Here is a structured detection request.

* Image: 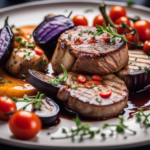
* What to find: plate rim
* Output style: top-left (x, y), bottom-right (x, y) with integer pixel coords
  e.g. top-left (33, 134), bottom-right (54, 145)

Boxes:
top-left (0, 0), bottom-right (150, 149)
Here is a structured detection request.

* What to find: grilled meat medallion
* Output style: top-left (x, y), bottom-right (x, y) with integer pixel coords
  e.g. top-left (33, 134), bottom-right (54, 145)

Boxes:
top-left (51, 26), bottom-right (129, 75)
top-left (57, 73), bottom-right (128, 119)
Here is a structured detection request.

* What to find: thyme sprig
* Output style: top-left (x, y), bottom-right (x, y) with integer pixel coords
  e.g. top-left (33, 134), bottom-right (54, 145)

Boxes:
top-left (94, 23), bottom-right (127, 43)
top-left (136, 108), bottom-right (150, 128)
top-left (11, 92), bottom-right (44, 110)
top-left (103, 115), bottom-right (136, 135)
top-left (51, 116), bottom-right (100, 141)
top-left (48, 64), bottom-right (67, 86)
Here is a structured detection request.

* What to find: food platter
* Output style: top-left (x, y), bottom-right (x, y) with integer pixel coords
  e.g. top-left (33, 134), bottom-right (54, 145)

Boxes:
top-left (0, 0), bottom-right (150, 149)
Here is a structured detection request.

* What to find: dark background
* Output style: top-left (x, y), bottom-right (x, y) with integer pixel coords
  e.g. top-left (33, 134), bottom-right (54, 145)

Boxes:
top-left (0, 0), bottom-right (150, 150)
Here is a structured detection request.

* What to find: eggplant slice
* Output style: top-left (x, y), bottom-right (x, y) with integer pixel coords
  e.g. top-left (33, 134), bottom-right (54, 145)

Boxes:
top-left (117, 50), bottom-right (150, 92)
top-left (33, 97), bottom-right (60, 127)
top-left (27, 70), bottom-right (128, 119)
top-left (27, 69), bottom-right (61, 97)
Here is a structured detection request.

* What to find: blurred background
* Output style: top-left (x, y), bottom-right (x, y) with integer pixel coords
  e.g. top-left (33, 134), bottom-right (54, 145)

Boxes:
top-left (1, 0), bottom-right (150, 9)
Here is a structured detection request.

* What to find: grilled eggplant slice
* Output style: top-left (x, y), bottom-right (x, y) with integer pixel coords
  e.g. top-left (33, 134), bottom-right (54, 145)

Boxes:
top-left (117, 50), bottom-right (150, 92)
top-left (33, 15), bottom-right (74, 52)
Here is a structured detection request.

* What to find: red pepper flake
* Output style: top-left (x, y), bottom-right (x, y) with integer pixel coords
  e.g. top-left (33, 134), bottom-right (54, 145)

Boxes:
top-left (74, 38), bottom-right (83, 45)
top-left (101, 34), bottom-right (110, 42)
top-left (87, 37), bottom-right (97, 44)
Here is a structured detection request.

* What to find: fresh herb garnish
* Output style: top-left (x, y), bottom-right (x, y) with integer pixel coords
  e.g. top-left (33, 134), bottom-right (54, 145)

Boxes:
top-left (29, 34), bottom-right (33, 39)
top-left (48, 64), bottom-right (67, 86)
top-left (138, 66), bottom-right (142, 70)
top-left (24, 52), bottom-right (32, 60)
top-left (71, 85), bottom-right (78, 89)
top-left (47, 132), bottom-right (51, 135)
top-left (27, 45), bottom-right (36, 49)
top-left (136, 107), bottom-right (150, 128)
top-left (15, 37), bottom-right (22, 42)
top-left (76, 38), bottom-right (80, 40)
top-left (90, 84), bottom-right (95, 88)
top-left (84, 9), bottom-right (93, 13)
top-left (11, 25), bottom-right (15, 28)
top-left (14, 50), bottom-right (17, 53)
top-left (0, 77), bottom-right (2, 80)
top-left (94, 23), bottom-right (127, 43)
top-left (135, 58), bottom-right (137, 61)
top-left (68, 34), bottom-right (72, 39)
top-left (41, 59), bottom-right (47, 66)
top-left (98, 86), bottom-right (102, 91)
top-left (96, 97), bottom-right (102, 103)
top-left (51, 116), bottom-right (100, 141)
top-left (0, 81), bottom-right (6, 84)
top-left (144, 67), bottom-right (149, 71)
top-left (16, 28), bottom-right (20, 31)
top-left (22, 74), bottom-right (26, 78)
top-left (103, 115), bottom-right (136, 135)
top-left (84, 38), bottom-right (87, 41)
top-left (7, 80), bottom-right (12, 83)
top-left (11, 92), bottom-right (44, 110)
top-left (127, 0), bottom-right (134, 6)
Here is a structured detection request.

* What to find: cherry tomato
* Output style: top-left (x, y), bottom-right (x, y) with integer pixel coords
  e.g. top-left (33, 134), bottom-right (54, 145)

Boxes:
top-left (109, 5), bottom-right (126, 22)
top-left (99, 89), bottom-right (112, 98)
top-left (77, 75), bottom-right (86, 84)
top-left (34, 46), bottom-right (44, 55)
top-left (143, 40), bottom-right (150, 55)
top-left (0, 96), bottom-right (17, 121)
top-left (92, 75), bottom-right (102, 81)
top-left (87, 38), bottom-right (97, 44)
top-left (115, 16), bottom-right (131, 34)
top-left (9, 111), bottom-right (42, 140)
top-left (74, 39), bottom-right (84, 45)
top-left (125, 34), bottom-right (140, 49)
top-left (93, 15), bottom-right (107, 27)
top-left (133, 20), bottom-right (150, 41)
top-left (86, 81), bottom-right (102, 88)
top-left (72, 15), bottom-right (88, 26)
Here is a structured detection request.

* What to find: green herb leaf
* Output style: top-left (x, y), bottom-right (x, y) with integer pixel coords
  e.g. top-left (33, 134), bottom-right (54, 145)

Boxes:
top-left (71, 85), bottom-right (78, 89)
top-left (127, 0), bottom-right (134, 6)
top-left (24, 52), bottom-right (31, 60)
top-left (144, 67), bottom-right (149, 71)
top-left (90, 84), bottom-right (95, 88)
top-left (96, 97), bottom-right (102, 103)
top-left (138, 66), bottom-right (142, 70)
top-left (0, 81), bottom-right (6, 84)
top-left (0, 77), bottom-right (2, 80)
top-left (98, 86), bottom-right (101, 91)
top-left (84, 9), bottom-right (93, 13)
top-left (15, 37), bottom-right (22, 42)
top-left (41, 59), bottom-right (47, 66)
top-left (16, 28), bottom-right (20, 31)
top-left (27, 45), bottom-right (36, 49)
top-left (22, 74), bottom-right (26, 78)
top-left (7, 80), bottom-right (12, 83)
top-left (14, 50), bottom-right (17, 53)
top-left (48, 64), bottom-right (67, 86)
top-left (135, 58), bottom-right (137, 61)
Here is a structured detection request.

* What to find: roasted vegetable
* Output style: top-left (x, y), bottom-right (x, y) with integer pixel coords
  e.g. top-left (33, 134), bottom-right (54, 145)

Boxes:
top-left (33, 15), bottom-right (74, 52)
top-left (33, 97), bottom-right (60, 127)
top-left (0, 17), bottom-right (14, 66)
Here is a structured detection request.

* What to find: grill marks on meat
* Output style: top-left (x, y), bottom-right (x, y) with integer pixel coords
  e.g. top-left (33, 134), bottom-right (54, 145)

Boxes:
top-left (51, 26), bottom-right (129, 75)
top-left (117, 50), bottom-right (150, 91)
top-left (57, 73), bottom-right (128, 118)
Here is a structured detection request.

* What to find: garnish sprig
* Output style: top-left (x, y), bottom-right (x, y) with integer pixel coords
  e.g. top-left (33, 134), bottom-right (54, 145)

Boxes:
top-left (11, 92), bottom-right (44, 110)
top-left (136, 107), bottom-right (150, 128)
top-left (103, 115), bottom-right (136, 135)
top-left (51, 116), bottom-right (100, 141)
top-left (48, 64), bottom-right (67, 86)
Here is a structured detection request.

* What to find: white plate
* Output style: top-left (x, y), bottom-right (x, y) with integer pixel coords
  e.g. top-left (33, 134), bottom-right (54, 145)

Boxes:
top-left (0, 0), bottom-right (150, 149)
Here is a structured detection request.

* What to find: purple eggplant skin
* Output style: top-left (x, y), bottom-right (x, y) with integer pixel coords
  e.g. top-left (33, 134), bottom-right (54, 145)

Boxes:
top-left (0, 25), bottom-right (14, 67)
top-left (33, 97), bottom-right (60, 127)
top-left (26, 69), bottom-right (61, 97)
top-left (33, 15), bottom-right (74, 52)
top-left (117, 68), bottom-right (150, 92)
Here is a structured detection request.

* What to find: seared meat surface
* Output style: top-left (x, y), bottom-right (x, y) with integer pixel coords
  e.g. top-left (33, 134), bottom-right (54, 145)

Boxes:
top-left (117, 50), bottom-right (150, 91)
top-left (51, 26), bottom-right (128, 75)
top-left (57, 73), bottom-right (128, 118)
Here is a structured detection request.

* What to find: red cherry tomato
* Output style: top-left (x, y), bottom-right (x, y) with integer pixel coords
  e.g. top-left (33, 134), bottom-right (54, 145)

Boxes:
top-left (99, 89), bottom-right (112, 98)
top-left (87, 38), bottom-right (97, 44)
top-left (74, 39), bottom-right (84, 45)
top-left (115, 17), bottom-right (131, 34)
top-left (0, 96), bottom-right (17, 121)
top-left (133, 20), bottom-right (150, 42)
top-left (77, 75), bottom-right (86, 83)
top-left (109, 5), bottom-right (126, 22)
top-left (92, 75), bottom-right (102, 81)
top-left (72, 15), bottom-right (88, 26)
top-left (93, 15), bottom-right (107, 27)
top-left (34, 46), bottom-right (44, 55)
top-left (143, 40), bottom-right (150, 55)
top-left (126, 34), bottom-right (140, 49)
top-left (9, 111), bottom-right (42, 140)
top-left (86, 81), bottom-right (102, 88)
